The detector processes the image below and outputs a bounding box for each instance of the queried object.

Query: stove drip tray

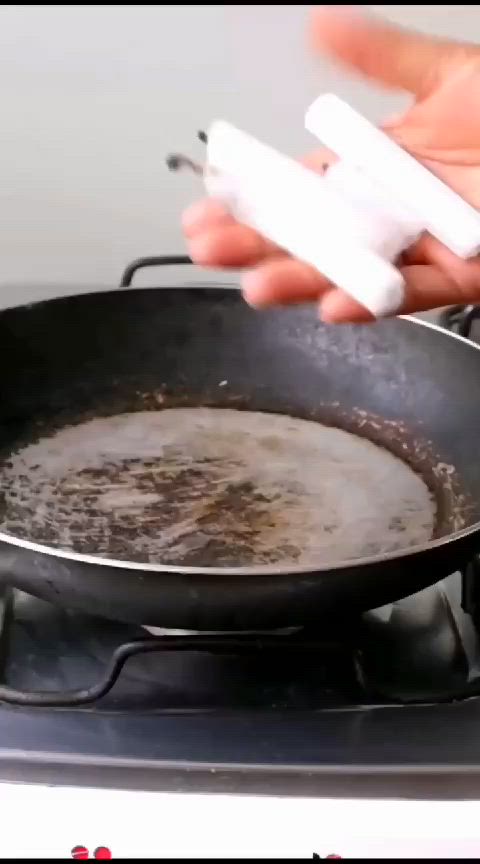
[1,567,479,711]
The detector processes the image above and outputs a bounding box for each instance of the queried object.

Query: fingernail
[242,271,269,308]
[187,236,213,266]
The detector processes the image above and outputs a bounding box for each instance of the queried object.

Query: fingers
[240,235,480,324]
[187,223,275,269]
[240,259,462,324]
[180,193,480,323]
[406,234,480,294]
[242,258,332,308]
[183,197,281,268]
[183,212,477,322]
[181,201,480,321]
[319,264,462,324]
[310,5,459,97]
[239,258,473,325]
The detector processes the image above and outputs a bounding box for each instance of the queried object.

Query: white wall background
[0,4,478,304]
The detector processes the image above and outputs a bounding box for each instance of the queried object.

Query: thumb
[310,6,474,97]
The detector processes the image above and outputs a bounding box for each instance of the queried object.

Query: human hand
[182,6,480,323]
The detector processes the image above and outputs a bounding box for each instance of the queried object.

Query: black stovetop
[2,301,480,798]
[2,564,480,798]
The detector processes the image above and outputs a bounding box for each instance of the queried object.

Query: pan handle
[120,255,193,288]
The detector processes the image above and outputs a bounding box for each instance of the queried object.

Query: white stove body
[2,785,480,859]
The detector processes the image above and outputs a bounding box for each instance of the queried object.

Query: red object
[71,846,89,860]
[94,847,112,860]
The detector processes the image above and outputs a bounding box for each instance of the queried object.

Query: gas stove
[2,299,480,857]
[2,564,480,801]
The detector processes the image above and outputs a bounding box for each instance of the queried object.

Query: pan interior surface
[0,407,436,568]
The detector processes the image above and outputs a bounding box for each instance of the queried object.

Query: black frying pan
[0,255,478,631]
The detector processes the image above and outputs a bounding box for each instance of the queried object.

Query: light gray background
[0,4,476,304]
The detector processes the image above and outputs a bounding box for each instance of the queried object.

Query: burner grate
[0,568,480,709]
[0,590,365,708]
[0,632,358,708]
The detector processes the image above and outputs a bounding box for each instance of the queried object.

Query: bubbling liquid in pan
[0,408,436,567]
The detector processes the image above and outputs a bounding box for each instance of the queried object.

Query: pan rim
[0,312,479,575]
